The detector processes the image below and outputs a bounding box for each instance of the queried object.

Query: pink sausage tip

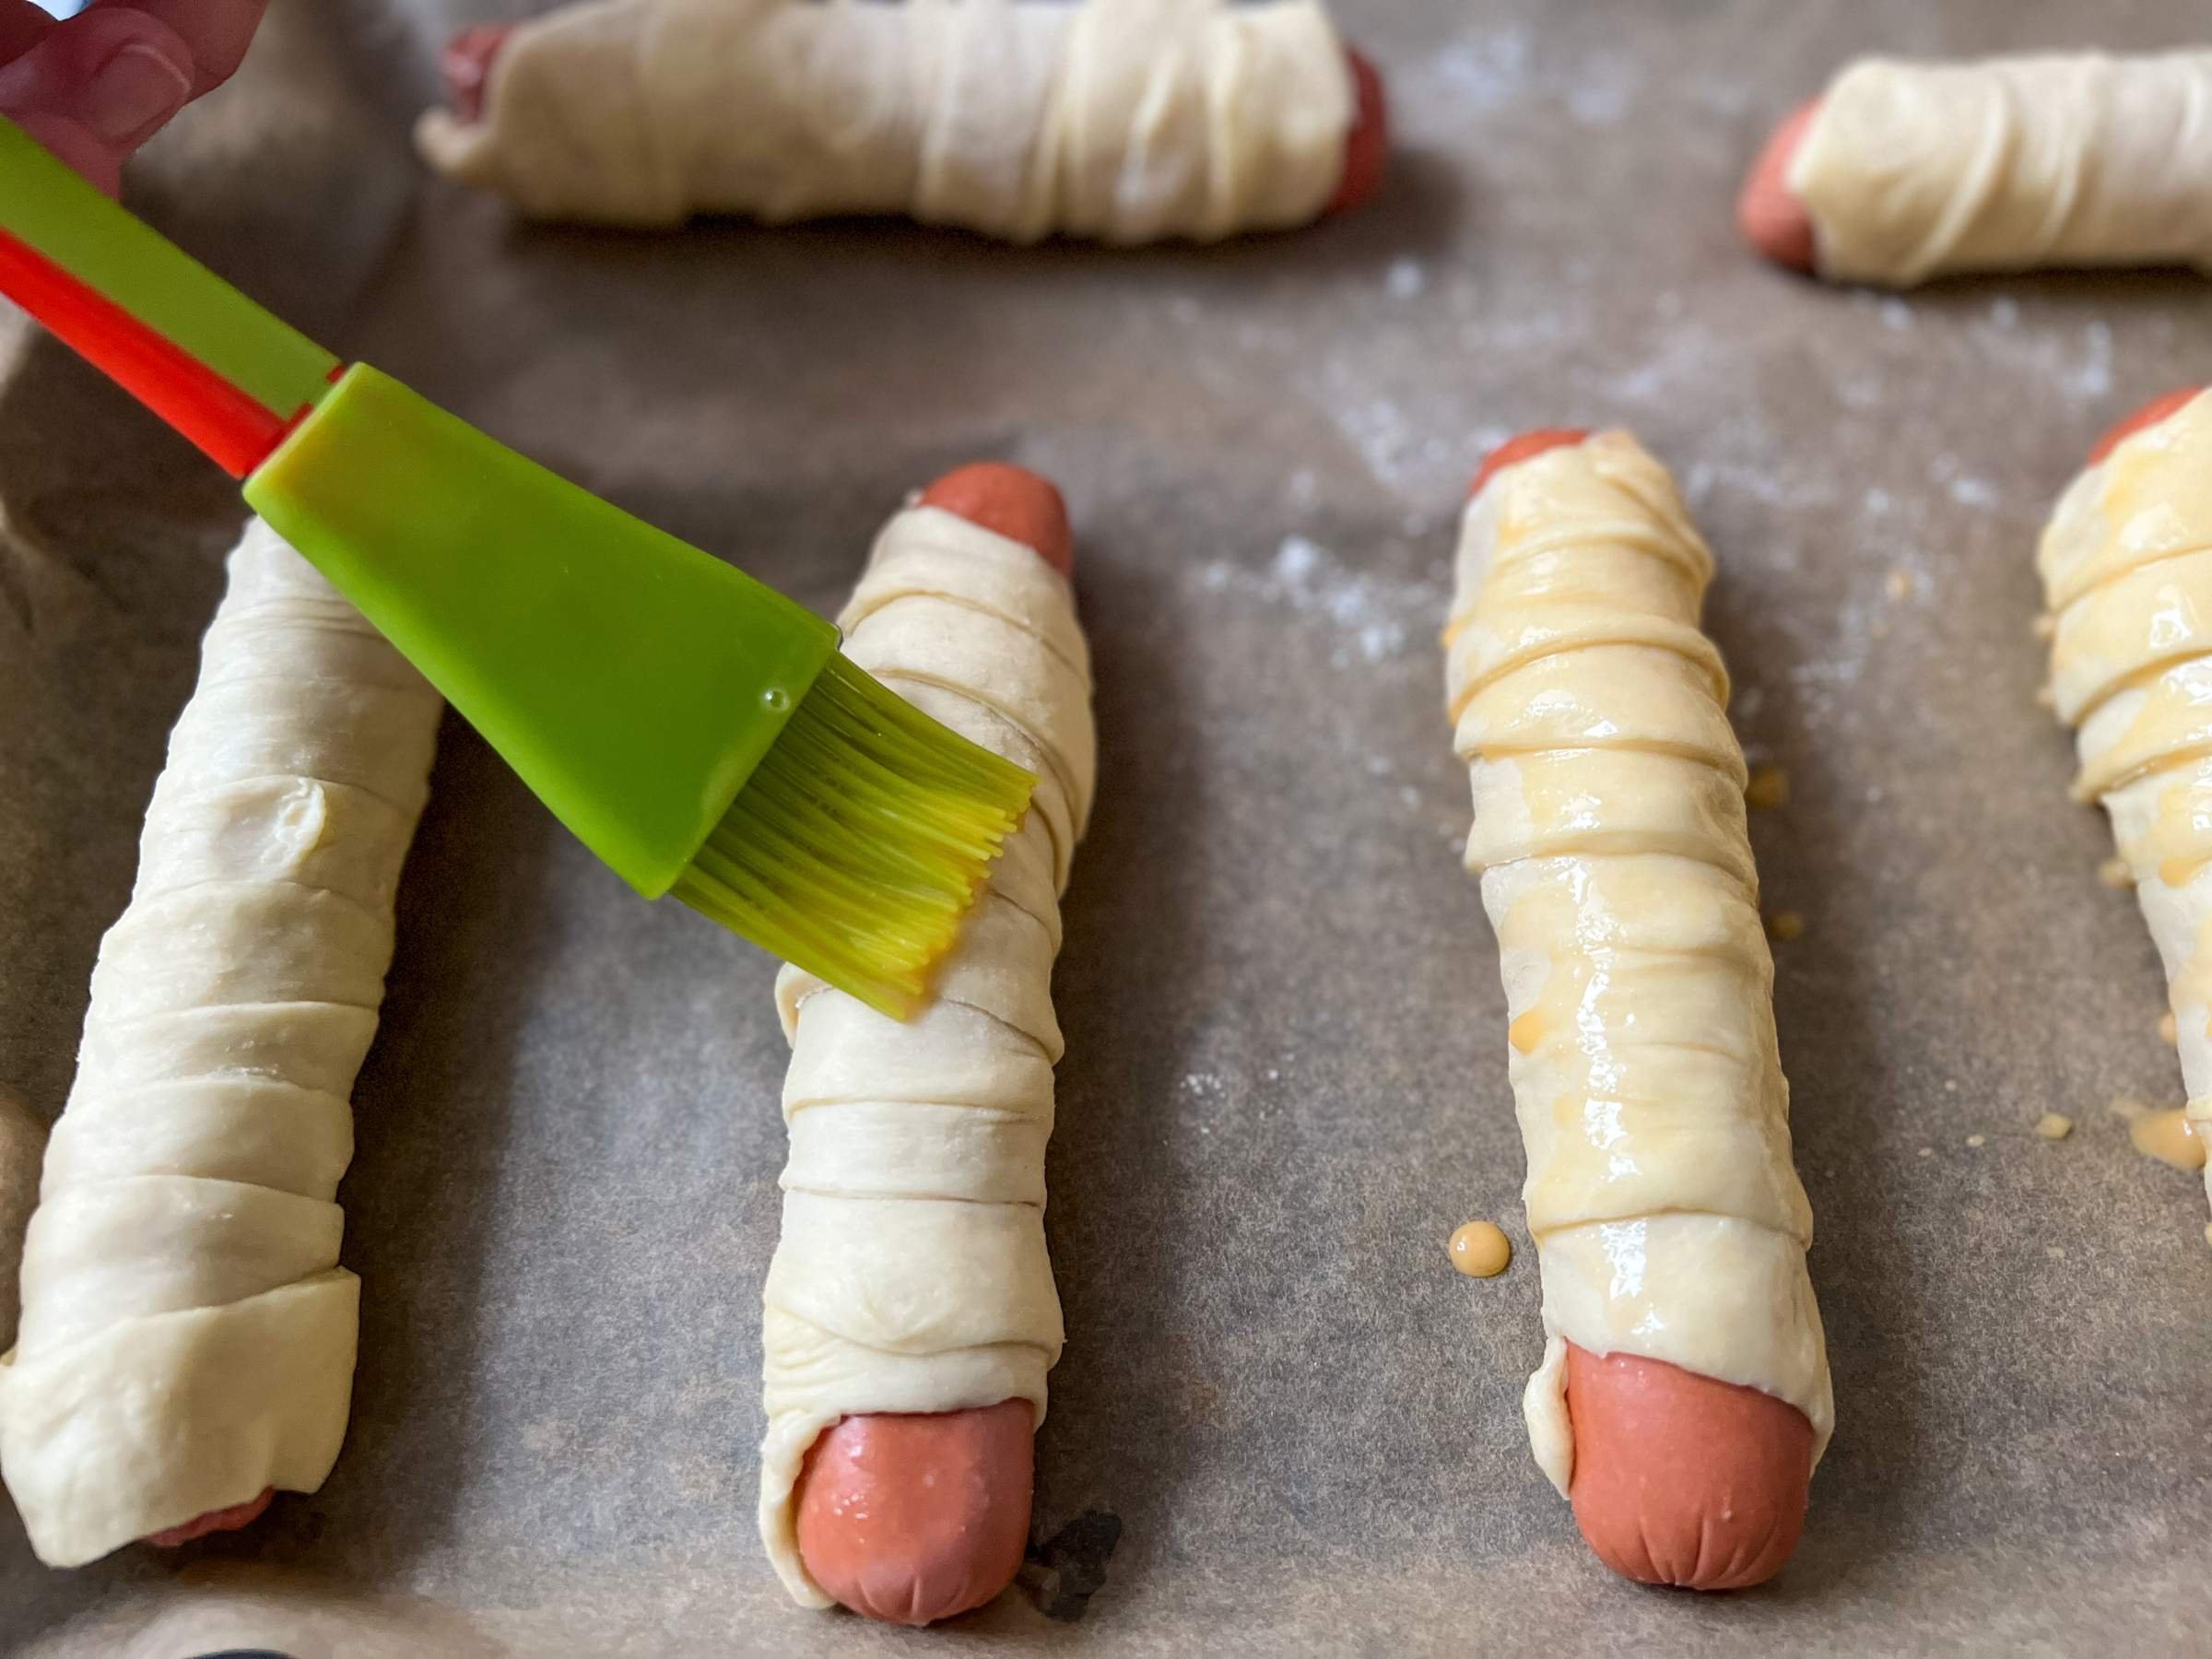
[1737,100,1821,273]
[1327,48,1389,215]
[142,1486,275,1548]
[919,463,1074,577]
[794,1402,1035,1626]
[1468,429,1590,500]
[1563,1344,1813,1592]
[2089,387,2203,465]
[441,24,511,124]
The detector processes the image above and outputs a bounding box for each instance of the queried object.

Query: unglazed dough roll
[418,0,1356,240]
[1444,430,1833,1493]
[1789,52,2212,287]
[759,500,1094,1607]
[0,521,441,1567]
[2040,388,2212,1216]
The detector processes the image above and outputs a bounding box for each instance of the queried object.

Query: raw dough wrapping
[0,521,441,1567]
[417,0,1354,241]
[1443,431,1833,1495]
[2038,388,2212,1217]
[758,502,1095,1606]
[1789,51,2212,287]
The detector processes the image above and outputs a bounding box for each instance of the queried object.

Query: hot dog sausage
[783,462,1073,1626]
[1470,431,1818,1592]
[438,24,1388,218]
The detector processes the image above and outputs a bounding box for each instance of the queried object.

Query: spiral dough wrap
[2039,389,2212,1218]
[1790,52,2212,287]
[0,521,441,1567]
[416,0,1354,241]
[759,502,1095,1606]
[1444,431,1832,1494]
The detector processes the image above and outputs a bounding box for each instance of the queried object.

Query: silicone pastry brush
[0,117,1031,1018]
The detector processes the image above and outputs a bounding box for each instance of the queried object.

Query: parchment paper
[5,3,2210,1653]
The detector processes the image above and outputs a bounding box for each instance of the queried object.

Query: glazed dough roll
[1445,431,1833,1494]
[2039,389,2212,1214]
[758,502,1095,1607]
[418,0,1354,240]
[1791,52,2212,286]
[0,521,441,1567]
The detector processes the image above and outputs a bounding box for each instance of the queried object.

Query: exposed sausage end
[141,1486,275,1548]
[1564,1343,1813,1591]
[441,24,512,125]
[1469,429,1591,500]
[2089,387,2204,465]
[919,463,1075,577]
[793,1401,1035,1625]
[1327,48,1389,215]
[1736,100,1821,273]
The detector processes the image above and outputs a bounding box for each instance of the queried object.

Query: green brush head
[676,652,1035,1017]
[245,365,1032,1015]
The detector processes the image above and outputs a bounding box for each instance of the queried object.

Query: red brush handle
[0,225,312,477]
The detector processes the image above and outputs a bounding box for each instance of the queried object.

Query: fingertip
[1469,429,1590,500]
[1327,47,1388,215]
[794,1403,1034,1626]
[1563,1344,1812,1592]
[0,9,197,182]
[441,24,511,124]
[2089,387,2203,465]
[919,463,1075,577]
[1738,100,1821,272]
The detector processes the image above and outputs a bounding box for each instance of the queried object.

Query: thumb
[0,8,196,195]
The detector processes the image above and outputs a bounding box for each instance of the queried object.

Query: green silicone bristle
[673,652,1037,1018]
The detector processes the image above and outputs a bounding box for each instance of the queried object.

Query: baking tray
[4,2,2209,1653]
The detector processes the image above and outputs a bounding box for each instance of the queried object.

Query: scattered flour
[1424,27,1532,111]
[1194,534,1442,671]
[2063,321,2114,400]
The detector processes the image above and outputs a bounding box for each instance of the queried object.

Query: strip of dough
[1444,431,1833,1494]
[0,520,441,1567]
[417,0,1353,241]
[758,502,1094,1607]
[1789,52,2212,287]
[2039,389,2212,1215]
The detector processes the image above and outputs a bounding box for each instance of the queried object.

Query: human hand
[0,1,267,194]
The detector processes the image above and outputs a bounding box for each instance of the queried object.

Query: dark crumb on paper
[1018,1510,1123,1622]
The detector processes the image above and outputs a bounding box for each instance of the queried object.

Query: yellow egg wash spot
[1744,765,1790,811]
[1508,1011,1545,1053]
[2129,1107,2206,1172]
[2034,1112,2074,1140]
[1448,1220,1512,1278]
[2161,1010,2180,1045]
[1766,909,1806,942]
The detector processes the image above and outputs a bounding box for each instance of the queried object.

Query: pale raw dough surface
[2039,389,2212,1217]
[758,503,1095,1607]
[1789,51,2212,288]
[416,0,1353,241]
[1444,432,1833,1495]
[0,522,441,1569]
